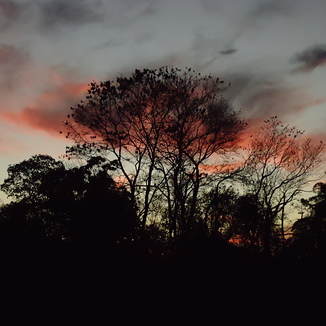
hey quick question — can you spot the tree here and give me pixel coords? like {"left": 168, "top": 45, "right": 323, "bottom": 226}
{"left": 240, "top": 117, "right": 324, "bottom": 254}
{"left": 203, "top": 185, "right": 239, "bottom": 240}
{"left": 0, "top": 155, "right": 67, "bottom": 240}
{"left": 291, "top": 182, "right": 326, "bottom": 257}
{"left": 203, "top": 186, "right": 264, "bottom": 249}
{"left": 1, "top": 154, "right": 65, "bottom": 203}
{"left": 66, "top": 66, "right": 245, "bottom": 239}
{"left": 66, "top": 158, "right": 137, "bottom": 245}
{"left": 0, "top": 155, "right": 137, "bottom": 244}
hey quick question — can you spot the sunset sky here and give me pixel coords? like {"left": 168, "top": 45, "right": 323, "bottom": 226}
{"left": 1, "top": 0, "right": 326, "bottom": 202}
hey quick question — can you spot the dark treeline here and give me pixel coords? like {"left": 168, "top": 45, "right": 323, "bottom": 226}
{"left": 1, "top": 67, "right": 326, "bottom": 323}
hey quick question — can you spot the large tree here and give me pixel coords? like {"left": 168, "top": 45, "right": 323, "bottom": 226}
{"left": 239, "top": 117, "right": 324, "bottom": 253}
{"left": 66, "top": 67, "right": 245, "bottom": 239}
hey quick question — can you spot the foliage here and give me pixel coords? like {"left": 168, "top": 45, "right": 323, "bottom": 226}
{"left": 66, "top": 66, "right": 245, "bottom": 238}
{"left": 0, "top": 154, "right": 137, "bottom": 244}
{"left": 0, "top": 69, "right": 325, "bottom": 257}
{"left": 291, "top": 182, "right": 326, "bottom": 257}
{"left": 239, "top": 117, "right": 324, "bottom": 253}
{"left": 1, "top": 154, "right": 65, "bottom": 202}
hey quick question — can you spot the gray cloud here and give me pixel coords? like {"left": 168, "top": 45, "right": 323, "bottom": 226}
{"left": 0, "top": 44, "right": 29, "bottom": 91}
{"left": 190, "top": 33, "right": 238, "bottom": 69}
{"left": 37, "top": 0, "right": 105, "bottom": 30}
{"left": 219, "top": 49, "right": 237, "bottom": 55}
{"left": 199, "top": 0, "right": 220, "bottom": 12}
{"left": 249, "top": 0, "right": 295, "bottom": 20}
{"left": 222, "top": 72, "right": 325, "bottom": 125}
{"left": 37, "top": 0, "right": 158, "bottom": 33}
{"left": 0, "top": 0, "right": 26, "bottom": 29}
{"left": 0, "top": 0, "right": 20, "bottom": 19}
{"left": 292, "top": 44, "right": 326, "bottom": 72}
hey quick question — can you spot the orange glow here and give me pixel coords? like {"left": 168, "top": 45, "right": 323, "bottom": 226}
{"left": 114, "top": 175, "right": 130, "bottom": 187}
{"left": 228, "top": 237, "right": 243, "bottom": 246}
{"left": 199, "top": 161, "right": 244, "bottom": 174}
{"left": 0, "top": 81, "right": 88, "bottom": 136}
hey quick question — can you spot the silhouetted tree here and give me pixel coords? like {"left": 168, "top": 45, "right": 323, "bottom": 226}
{"left": 291, "top": 182, "right": 326, "bottom": 257}
{"left": 0, "top": 155, "right": 67, "bottom": 240}
{"left": 0, "top": 201, "right": 46, "bottom": 243}
{"left": 204, "top": 186, "right": 264, "bottom": 249}
{"left": 1, "top": 154, "right": 65, "bottom": 203}
{"left": 66, "top": 66, "right": 245, "bottom": 239}
{"left": 240, "top": 117, "right": 324, "bottom": 254}
{"left": 204, "top": 186, "right": 238, "bottom": 240}
{"left": 66, "top": 158, "right": 137, "bottom": 245}
{"left": 232, "top": 194, "right": 263, "bottom": 248}
{"left": 0, "top": 154, "right": 137, "bottom": 245}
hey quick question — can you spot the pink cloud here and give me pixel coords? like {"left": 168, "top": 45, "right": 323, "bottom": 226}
{"left": 0, "top": 81, "right": 88, "bottom": 136}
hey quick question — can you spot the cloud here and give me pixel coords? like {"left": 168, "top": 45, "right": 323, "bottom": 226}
{"left": 249, "top": 0, "right": 295, "bottom": 20}
{"left": 0, "top": 43, "right": 26, "bottom": 65}
{"left": 292, "top": 44, "right": 326, "bottom": 72}
{"left": 223, "top": 72, "right": 326, "bottom": 127}
{"left": 37, "top": 0, "right": 104, "bottom": 29}
{"left": 0, "top": 44, "right": 30, "bottom": 91}
{"left": 0, "top": 0, "right": 20, "bottom": 19}
{"left": 0, "top": 0, "right": 24, "bottom": 30}
{"left": 0, "top": 81, "right": 88, "bottom": 136}
{"left": 191, "top": 33, "right": 238, "bottom": 69}
{"left": 36, "top": 0, "right": 158, "bottom": 35}
{"left": 219, "top": 49, "right": 237, "bottom": 55}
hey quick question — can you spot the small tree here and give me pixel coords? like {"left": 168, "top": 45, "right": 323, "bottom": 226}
{"left": 66, "top": 67, "right": 245, "bottom": 239}
{"left": 240, "top": 117, "right": 324, "bottom": 253}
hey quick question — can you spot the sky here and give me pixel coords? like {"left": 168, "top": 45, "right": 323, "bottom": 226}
{"left": 1, "top": 0, "right": 326, "bottom": 202}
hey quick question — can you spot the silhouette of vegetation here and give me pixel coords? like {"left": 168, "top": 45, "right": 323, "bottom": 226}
{"left": 0, "top": 67, "right": 325, "bottom": 323}
{"left": 238, "top": 117, "right": 324, "bottom": 253}
{"left": 65, "top": 67, "right": 245, "bottom": 240}
{"left": 291, "top": 182, "right": 326, "bottom": 257}
{"left": 0, "top": 154, "right": 137, "bottom": 245}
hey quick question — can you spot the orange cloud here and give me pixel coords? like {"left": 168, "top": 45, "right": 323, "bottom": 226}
{"left": 0, "top": 81, "right": 88, "bottom": 136}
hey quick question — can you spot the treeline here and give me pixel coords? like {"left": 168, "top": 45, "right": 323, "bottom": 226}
{"left": 0, "top": 152, "right": 326, "bottom": 259}
{"left": 0, "top": 152, "right": 326, "bottom": 324}
{"left": 1, "top": 66, "right": 326, "bottom": 258}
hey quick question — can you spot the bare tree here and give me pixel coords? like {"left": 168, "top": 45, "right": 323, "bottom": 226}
{"left": 65, "top": 67, "right": 245, "bottom": 238}
{"left": 240, "top": 116, "right": 324, "bottom": 253}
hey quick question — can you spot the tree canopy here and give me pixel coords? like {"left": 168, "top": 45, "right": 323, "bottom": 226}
{"left": 0, "top": 67, "right": 324, "bottom": 256}
{"left": 66, "top": 66, "right": 245, "bottom": 239}
{"left": 0, "top": 155, "right": 137, "bottom": 244}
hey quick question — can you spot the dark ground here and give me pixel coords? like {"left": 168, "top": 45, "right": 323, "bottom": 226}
{"left": 0, "top": 240, "right": 325, "bottom": 325}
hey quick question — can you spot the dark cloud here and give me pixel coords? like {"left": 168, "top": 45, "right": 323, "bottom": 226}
{"left": 219, "top": 49, "right": 237, "bottom": 55}
{"left": 249, "top": 0, "right": 295, "bottom": 19}
{"left": 0, "top": 0, "right": 20, "bottom": 19}
{"left": 0, "top": 0, "right": 26, "bottom": 29}
{"left": 0, "top": 44, "right": 29, "bottom": 91}
{"left": 223, "top": 72, "right": 325, "bottom": 124}
{"left": 36, "top": 0, "right": 158, "bottom": 35}
{"left": 38, "top": 0, "right": 104, "bottom": 30}
{"left": 229, "top": 0, "right": 296, "bottom": 43}
{"left": 292, "top": 44, "right": 326, "bottom": 72}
